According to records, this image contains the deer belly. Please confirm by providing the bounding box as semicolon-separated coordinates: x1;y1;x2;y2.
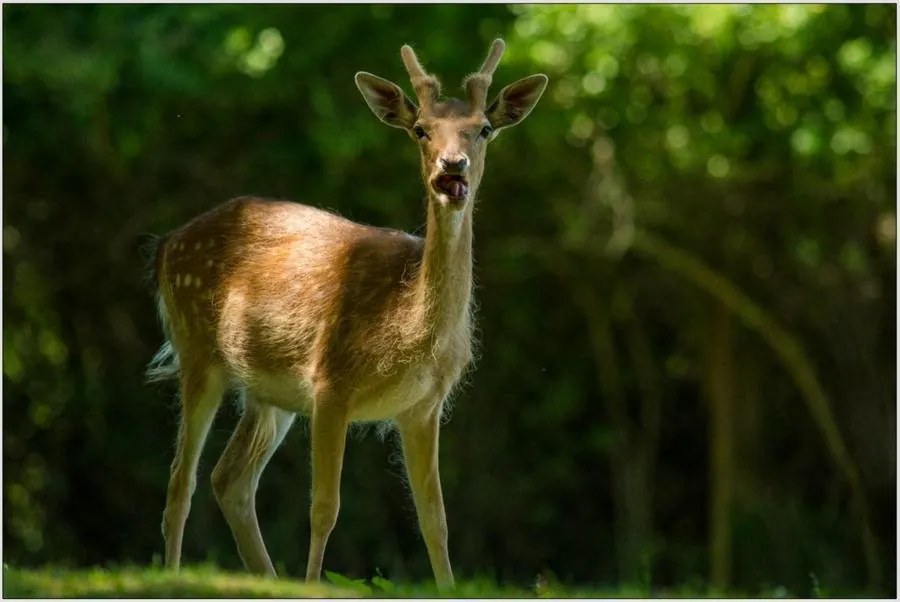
244;372;315;414
348;367;440;422
239;366;449;422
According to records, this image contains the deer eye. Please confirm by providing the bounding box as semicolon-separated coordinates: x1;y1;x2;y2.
413;125;428;140
480;125;493;139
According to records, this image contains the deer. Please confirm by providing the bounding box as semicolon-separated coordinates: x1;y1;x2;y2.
146;38;547;590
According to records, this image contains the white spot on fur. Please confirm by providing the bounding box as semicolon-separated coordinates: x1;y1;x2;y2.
206;259;214;267
175;274;181;287
195;241;202;250
195;277;202;288
184;274;192;287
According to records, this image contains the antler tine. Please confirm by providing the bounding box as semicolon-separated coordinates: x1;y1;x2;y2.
465;38;506;111
400;44;440;110
400;44;427;80
478;38;506;77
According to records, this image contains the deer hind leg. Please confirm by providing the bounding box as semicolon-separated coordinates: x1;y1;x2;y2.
211;395;295;577
396;402;455;590
162;365;226;571
304;398;349;582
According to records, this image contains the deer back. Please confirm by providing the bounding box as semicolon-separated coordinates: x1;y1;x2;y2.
154;197;443;396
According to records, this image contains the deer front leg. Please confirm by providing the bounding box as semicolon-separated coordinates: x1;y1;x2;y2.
305;399;349;582
396;402;455;590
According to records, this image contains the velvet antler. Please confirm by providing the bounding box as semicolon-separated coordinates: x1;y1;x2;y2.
400;44;441;111
463;38;506;111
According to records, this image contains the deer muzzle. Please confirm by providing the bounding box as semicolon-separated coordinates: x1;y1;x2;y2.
433;174;469;204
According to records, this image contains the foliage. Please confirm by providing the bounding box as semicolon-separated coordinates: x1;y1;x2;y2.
2;3;895;597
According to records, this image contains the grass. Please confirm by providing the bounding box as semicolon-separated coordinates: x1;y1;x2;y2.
3;564;847;598
0;564;662;599
3;565;569;598
2;565;359;599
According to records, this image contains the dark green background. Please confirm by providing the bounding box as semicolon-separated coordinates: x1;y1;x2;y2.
3;4;895;596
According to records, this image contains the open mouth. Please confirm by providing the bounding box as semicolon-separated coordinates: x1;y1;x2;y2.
432;174;469;202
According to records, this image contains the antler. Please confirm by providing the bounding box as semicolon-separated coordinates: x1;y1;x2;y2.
401;44;441;111
464;38;506;111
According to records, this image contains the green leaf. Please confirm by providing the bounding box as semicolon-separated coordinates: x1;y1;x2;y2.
371;575;396;592
324;571;372;594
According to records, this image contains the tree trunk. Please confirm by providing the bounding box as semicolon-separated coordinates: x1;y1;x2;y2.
611;441;653;586
574;283;658;587
707;302;735;590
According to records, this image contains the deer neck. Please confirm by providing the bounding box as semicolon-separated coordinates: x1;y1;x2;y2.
412;195;474;341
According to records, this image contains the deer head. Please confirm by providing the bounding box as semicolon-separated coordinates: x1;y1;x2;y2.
355;39;548;210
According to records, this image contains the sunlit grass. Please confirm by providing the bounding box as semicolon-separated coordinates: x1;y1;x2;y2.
2;565;357;598
2;565;846;598
0;565;669;599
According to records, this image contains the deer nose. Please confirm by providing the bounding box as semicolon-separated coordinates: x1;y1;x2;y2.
439;155;469;174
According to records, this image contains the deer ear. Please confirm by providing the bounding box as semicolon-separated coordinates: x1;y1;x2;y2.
355;72;418;130
486;74;548;131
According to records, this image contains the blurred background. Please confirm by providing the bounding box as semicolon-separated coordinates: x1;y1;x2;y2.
3;4;896;597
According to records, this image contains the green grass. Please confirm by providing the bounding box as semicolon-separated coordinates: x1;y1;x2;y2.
2;564;834;598
3;565;562;599
2;565;359;599
0;565;657;599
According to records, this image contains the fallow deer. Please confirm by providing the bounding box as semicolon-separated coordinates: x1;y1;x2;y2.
147;38;547;589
